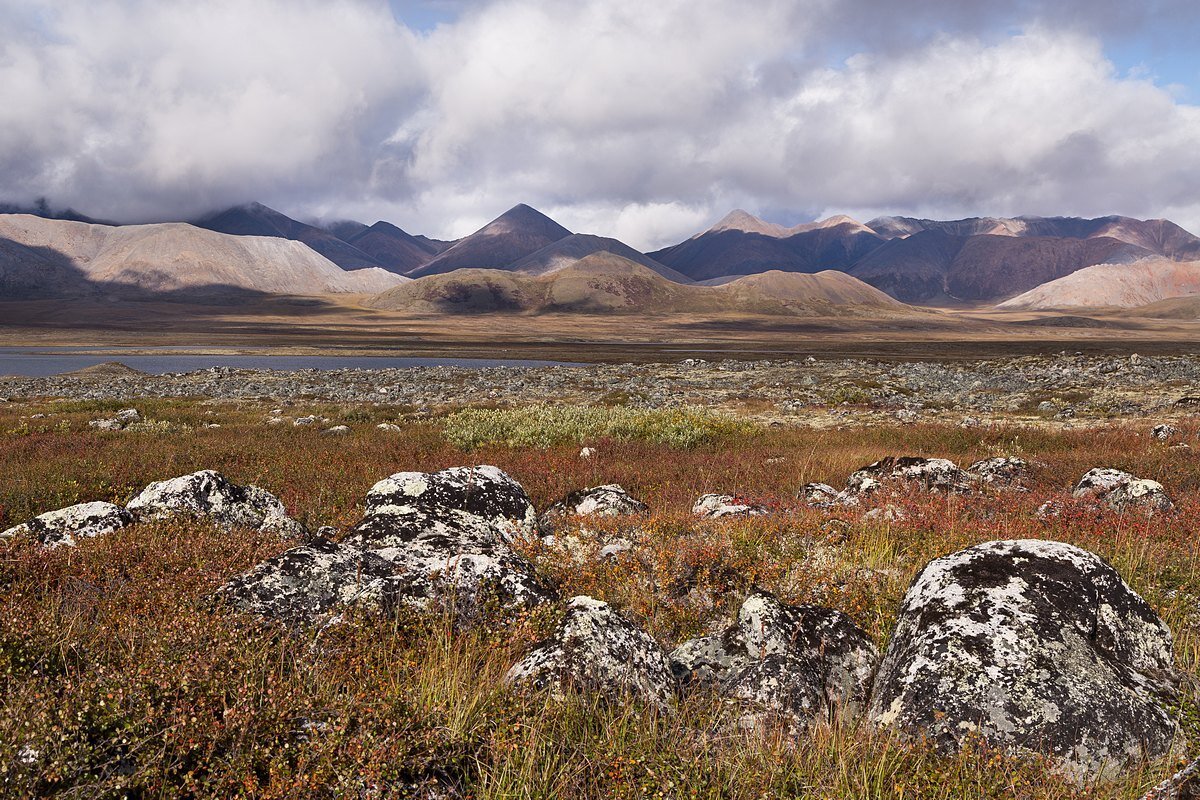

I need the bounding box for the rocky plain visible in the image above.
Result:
[2,353,1200,799]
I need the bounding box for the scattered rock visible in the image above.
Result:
[579,447,597,458]
[670,591,877,728]
[692,493,769,518]
[798,482,844,508]
[126,470,304,536]
[869,539,1180,781]
[506,595,676,710]
[87,407,142,431]
[293,416,316,426]
[863,504,906,523]
[1141,754,1200,800]
[539,484,648,533]
[376,423,402,432]
[0,501,133,548]
[1072,467,1173,514]
[323,425,351,435]
[598,539,633,560]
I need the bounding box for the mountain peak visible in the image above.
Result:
[705,209,792,238]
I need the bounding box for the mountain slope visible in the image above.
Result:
[406,204,573,277]
[997,257,1200,310]
[510,234,692,282]
[196,202,389,272]
[0,215,405,300]
[366,253,914,317]
[649,211,884,281]
[346,221,442,274]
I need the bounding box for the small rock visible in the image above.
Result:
[598,539,633,560]
[506,596,676,710]
[376,423,402,432]
[114,408,140,423]
[692,493,769,518]
[1073,467,1173,514]
[293,416,316,426]
[847,456,972,494]
[1151,424,1180,441]
[579,446,597,459]
[863,504,906,523]
[797,482,844,508]
[323,425,351,435]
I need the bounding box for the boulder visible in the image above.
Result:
[670,591,877,726]
[213,537,413,622]
[798,482,845,508]
[868,539,1180,781]
[539,484,648,532]
[966,456,1030,489]
[376,423,402,432]
[323,425,351,435]
[847,457,972,494]
[506,595,676,710]
[1151,424,1180,441]
[87,408,141,431]
[126,470,304,536]
[1072,468,1174,514]
[692,493,769,518]
[364,465,537,540]
[1,501,133,548]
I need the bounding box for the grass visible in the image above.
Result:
[0,398,1198,797]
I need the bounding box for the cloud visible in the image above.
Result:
[2,0,1200,248]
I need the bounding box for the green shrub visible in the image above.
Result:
[441,405,758,449]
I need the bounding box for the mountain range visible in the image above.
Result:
[4,199,1200,315]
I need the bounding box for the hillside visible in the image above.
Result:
[407,204,573,277]
[509,234,692,282]
[345,221,442,274]
[997,257,1200,310]
[0,215,405,300]
[196,202,388,272]
[366,253,914,317]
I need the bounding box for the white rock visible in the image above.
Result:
[1,501,133,548]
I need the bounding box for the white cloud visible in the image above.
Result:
[2,0,1200,247]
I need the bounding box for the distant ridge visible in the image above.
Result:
[997,257,1200,310]
[510,233,692,283]
[345,221,443,274]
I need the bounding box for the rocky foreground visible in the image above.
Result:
[3,353,1200,425]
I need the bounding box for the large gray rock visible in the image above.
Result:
[1072,468,1174,514]
[213,537,413,622]
[217,465,553,625]
[869,539,1180,781]
[539,484,648,532]
[670,591,877,727]
[506,595,676,710]
[847,457,972,494]
[0,501,133,548]
[126,470,304,536]
[966,456,1030,490]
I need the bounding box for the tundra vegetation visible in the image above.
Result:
[1,397,1198,799]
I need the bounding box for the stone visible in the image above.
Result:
[1,501,133,548]
[692,493,769,518]
[847,457,972,494]
[506,595,676,710]
[114,408,140,423]
[1151,424,1180,441]
[126,470,304,536]
[1073,468,1173,514]
[376,423,402,432]
[365,465,538,539]
[323,425,351,435]
[539,484,648,532]
[966,456,1030,489]
[868,539,1180,781]
[598,539,633,560]
[88,418,124,431]
[1141,754,1200,800]
[670,591,877,727]
[798,482,844,508]
[213,537,414,622]
[293,416,316,426]
[579,447,597,458]
[863,504,906,523]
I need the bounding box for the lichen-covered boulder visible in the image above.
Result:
[1,501,133,548]
[967,457,1030,489]
[868,539,1180,781]
[126,470,304,536]
[692,493,769,518]
[798,482,847,508]
[539,484,648,532]
[1072,468,1174,514]
[506,595,676,710]
[670,591,877,726]
[214,538,413,622]
[847,457,972,494]
[1151,424,1180,441]
[365,465,537,540]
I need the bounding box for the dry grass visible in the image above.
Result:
[1,398,1199,798]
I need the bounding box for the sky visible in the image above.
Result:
[1,0,1199,250]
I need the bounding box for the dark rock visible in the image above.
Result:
[670,591,877,726]
[539,484,648,532]
[1151,423,1180,441]
[0,501,133,548]
[126,469,304,536]
[798,482,844,508]
[506,595,676,710]
[868,539,1180,781]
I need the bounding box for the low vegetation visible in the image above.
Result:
[1,398,1198,798]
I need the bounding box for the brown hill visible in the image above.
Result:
[0,215,406,300]
[345,221,442,274]
[997,258,1200,310]
[406,204,572,278]
[509,234,693,283]
[365,253,914,317]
